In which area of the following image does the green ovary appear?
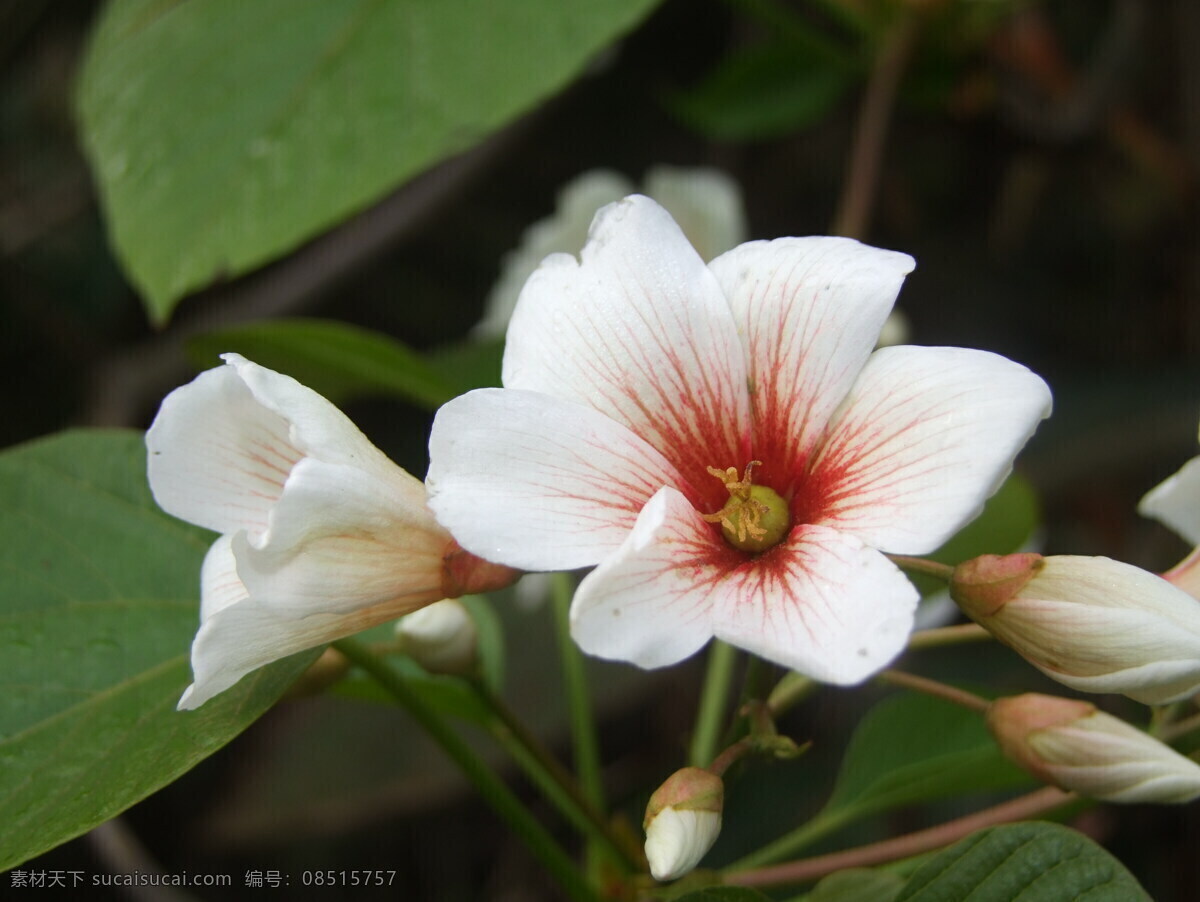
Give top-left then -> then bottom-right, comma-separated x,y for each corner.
719,484 -> 790,553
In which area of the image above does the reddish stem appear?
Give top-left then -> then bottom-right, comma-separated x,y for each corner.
726,786 -> 1074,888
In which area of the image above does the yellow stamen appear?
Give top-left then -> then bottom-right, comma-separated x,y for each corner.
702,461 -> 790,553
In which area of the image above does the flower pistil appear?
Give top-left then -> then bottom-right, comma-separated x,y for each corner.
702,461 -> 790,553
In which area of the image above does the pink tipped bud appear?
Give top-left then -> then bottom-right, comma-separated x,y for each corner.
988,693 -> 1200,803
643,767 -> 723,881
950,552 -> 1045,617
952,554 -> 1200,705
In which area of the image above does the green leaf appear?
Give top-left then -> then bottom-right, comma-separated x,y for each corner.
0,430 -> 319,870
895,822 -> 1152,902
673,888 -> 773,902
76,0 -> 665,322
670,42 -> 855,142
187,318 -> 456,409
823,692 -> 1030,822
931,473 -> 1038,568
804,868 -> 905,902
426,337 -> 505,395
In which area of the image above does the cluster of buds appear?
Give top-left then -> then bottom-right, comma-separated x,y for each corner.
950,552 -> 1200,704
988,694 -> 1200,804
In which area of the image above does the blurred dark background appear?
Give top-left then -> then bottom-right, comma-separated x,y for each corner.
6,0 -> 1200,899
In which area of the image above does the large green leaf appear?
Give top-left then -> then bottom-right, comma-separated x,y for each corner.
822,692 -> 1031,823
670,41 -> 855,142
895,822 -> 1152,902
0,430 -> 319,870
76,0 -> 665,321
802,869 -> 905,902
187,318 -> 456,409
673,888 -> 772,902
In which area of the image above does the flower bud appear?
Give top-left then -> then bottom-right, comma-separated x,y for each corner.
951,553 -> 1200,704
395,599 -> 478,676
643,767 -> 723,881
988,693 -> 1200,803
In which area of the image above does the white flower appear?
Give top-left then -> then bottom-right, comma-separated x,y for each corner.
428,196 -> 1051,683
395,598 -> 478,675
952,553 -> 1200,705
644,807 -> 722,881
147,354 -> 515,709
642,766 -> 724,881
989,693 -> 1200,803
476,166 -> 746,339
1140,452 -> 1200,549
1140,439 -> 1200,597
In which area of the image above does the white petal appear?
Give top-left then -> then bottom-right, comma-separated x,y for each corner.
226,353 -> 402,477
147,360 -> 303,535
708,236 -> 914,470
569,487 -> 723,668
645,807 -> 721,881
570,490 -> 918,682
810,346 -> 1051,554
713,525 -> 919,684
643,165 -> 746,262
427,388 -> 685,571
199,534 -> 248,620
235,458 -> 448,617
178,590 -> 433,710
476,170 -> 633,338
1139,455 -> 1200,547
146,354 -> 401,536
502,195 -> 751,480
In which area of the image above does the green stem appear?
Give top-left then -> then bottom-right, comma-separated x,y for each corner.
551,573 -> 605,812
690,641 -> 738,767
1161,708 -> 1200,743
709,736 -> 756,778
886,554 -> 956,582
906,623 -> 991,650
767,672 -> 816,718
1149,700 -> 1186,738
830,9 -> 920,240
727,808 -> 856,871
878,669 -> 991,714
471,678 -> 642,871
332,639 -> 598,902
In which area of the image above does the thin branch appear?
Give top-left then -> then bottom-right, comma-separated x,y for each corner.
906,623 -> 991,651
726,786 -> 1075,888
831,12 -> 920,239
878,669 -> 991,714
886,554 -> 955,582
